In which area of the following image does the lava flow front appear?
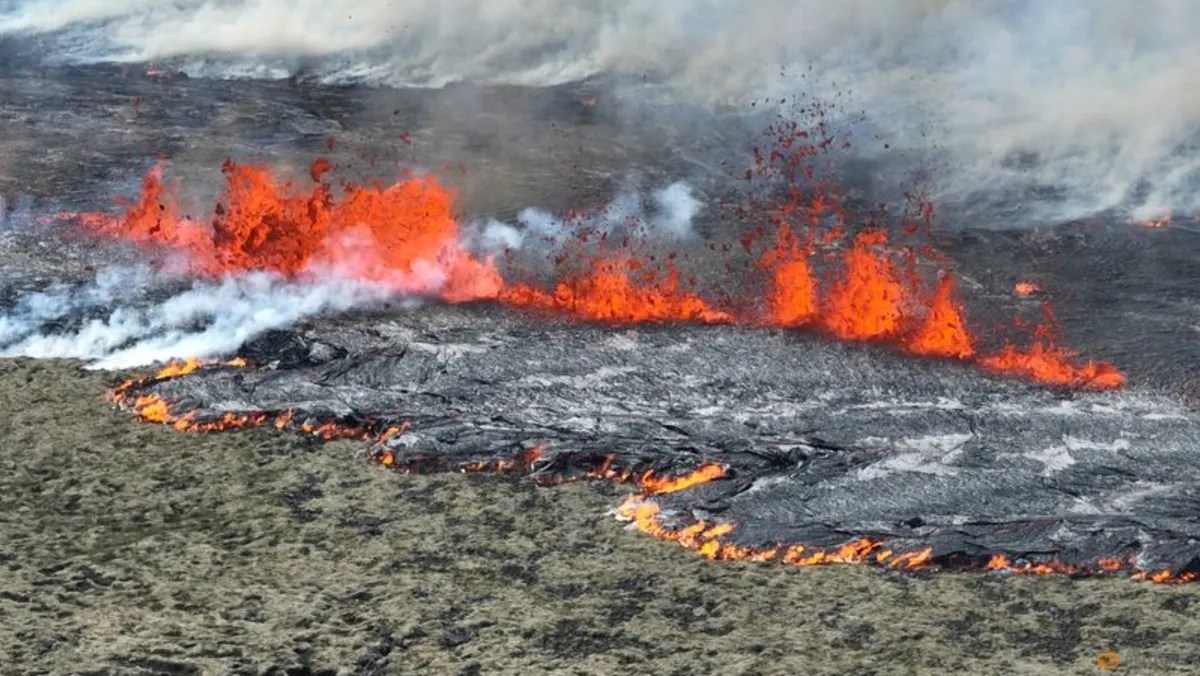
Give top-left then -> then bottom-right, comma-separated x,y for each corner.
105,356 -> 1200,584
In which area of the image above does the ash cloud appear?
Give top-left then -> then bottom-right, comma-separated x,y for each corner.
2,1 -> 1199,223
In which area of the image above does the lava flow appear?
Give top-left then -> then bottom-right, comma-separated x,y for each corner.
500,256 -> 731,324
979,303 -> 1125,389
110,358 -> 381,440
615,475 -> 1196,583
108,358 -> 1191,582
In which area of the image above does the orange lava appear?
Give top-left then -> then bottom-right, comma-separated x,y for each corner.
500,257 -> 731,324
638,462 -> 726,495
1135,212 -> 1172,229
1133,569 -> 1199,583
821,230 -> 907,341
460,445 -> 546,474
905,274 -> 975,359
1014,280 -> 1040,297
620,490 -> 1194,581
110,362 -> 1187,583
979,305 -> 1125,390
93,161 -> 501,301
82,159 -> 1124,391
759,225 -> 817,326
618,494 -> 938,568
111,357 -> 375,440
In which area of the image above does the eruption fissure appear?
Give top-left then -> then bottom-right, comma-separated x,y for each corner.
75,153 -> 1123,390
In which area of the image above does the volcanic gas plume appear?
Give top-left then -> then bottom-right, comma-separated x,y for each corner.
4,1 -> 1200,226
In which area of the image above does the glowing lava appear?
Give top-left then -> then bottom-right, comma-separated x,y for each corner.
979,304 -> 1126,390
500,257 -> 731,324
759,225 -> 817,326
93,161 -> 502,301
109,361 -> 1188,583
111,358 -> 379,440
83,158 -> 1125,391
821,230 -> 907,341
905,274 -> 975,359
1014,280 -> 1041,297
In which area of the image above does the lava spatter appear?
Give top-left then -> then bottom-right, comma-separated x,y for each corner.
979,303 -> 1126,390
821,230 -> 907,341
905,274 -> 975,359
758,224 -> 817,326
80,157 -> 1124,391
500,256 -> 732,325
90,160 -> 503,302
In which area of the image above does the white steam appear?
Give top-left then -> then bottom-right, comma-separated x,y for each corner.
469,180 -> 703,253
0,180 -> 701,369
0,266 -> 398,369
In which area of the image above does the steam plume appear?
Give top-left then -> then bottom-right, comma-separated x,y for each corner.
1,1 -> 1197,222
468,180 -> 703,253
0,179 -> 702,368
0,267 -> 396,369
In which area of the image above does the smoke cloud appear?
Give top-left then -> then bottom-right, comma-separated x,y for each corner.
2,1 -> 1198,222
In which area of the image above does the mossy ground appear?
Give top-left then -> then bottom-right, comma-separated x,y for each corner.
1,359 -> 1196,675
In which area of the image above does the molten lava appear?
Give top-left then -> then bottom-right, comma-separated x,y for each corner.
759,225 -> 817,326
500,257 -> 731,324
905,274 -> 975,359
109,359 -> 1191,583
111,358 -> 379,440
96,161 -> 502,301
1014,280 -> 1040,297
638,462 -> 726,495
979,304 -> 1126,390
821,230 -> 907,341
84,156 -> 1125,392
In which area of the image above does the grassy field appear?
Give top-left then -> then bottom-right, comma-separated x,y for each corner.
1,358 -> 1197,675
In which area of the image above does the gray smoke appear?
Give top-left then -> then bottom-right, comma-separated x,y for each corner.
2,1 -> 1197,223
